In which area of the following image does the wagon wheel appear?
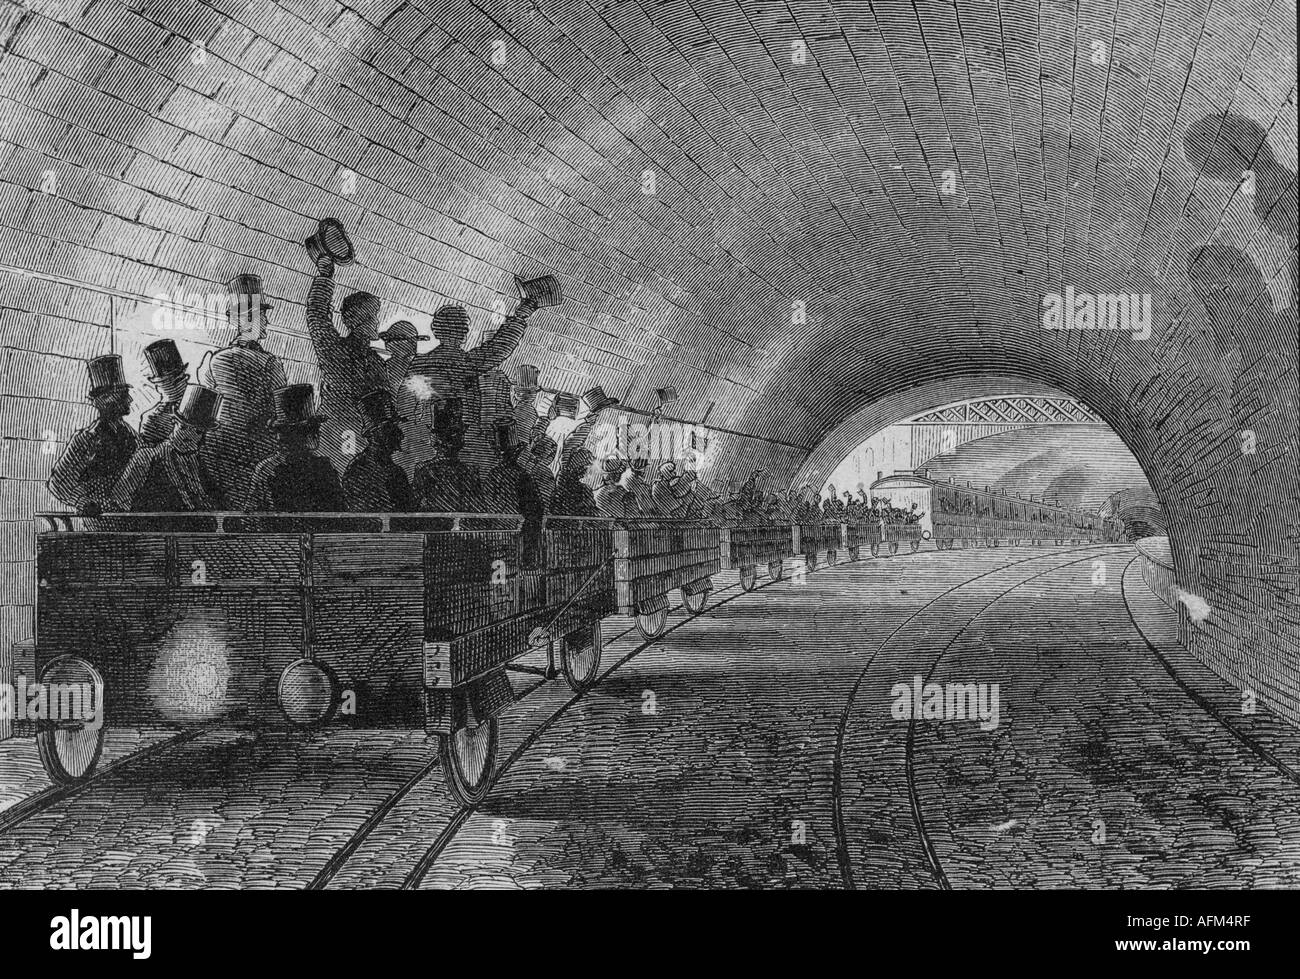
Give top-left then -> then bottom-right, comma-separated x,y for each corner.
888,540 -> 899,555
682,584 -> 710,614
635,604 -> 669,639
848,546 -> 860,562
739,565 -> 758,591
560,621 -> 603,693
869,541 -> 880,558
910,537 -> 921,553
767,559 -> 783,581
35,656 -> 106,786
278,658 -> 339,728
440,717 -> 499,807
826,548 -> 838,566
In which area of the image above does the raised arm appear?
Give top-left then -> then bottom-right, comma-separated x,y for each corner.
466,297 -> 538,371
306,256 -> 341,355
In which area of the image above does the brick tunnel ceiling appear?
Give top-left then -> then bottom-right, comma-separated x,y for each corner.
1,0 -> 1295,460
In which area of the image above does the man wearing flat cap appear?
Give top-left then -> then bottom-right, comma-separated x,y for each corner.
200,274 -> 287,508
112,384 -> 225,513
246,384 -> 346,512
379,320 -> 428,467
48,354 -> 139,514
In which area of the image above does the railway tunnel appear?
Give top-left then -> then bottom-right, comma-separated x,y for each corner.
0,0 -> 1296,892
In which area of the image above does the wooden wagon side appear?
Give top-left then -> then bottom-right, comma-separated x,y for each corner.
613,519 -> 721,637
720,523 -> 793,589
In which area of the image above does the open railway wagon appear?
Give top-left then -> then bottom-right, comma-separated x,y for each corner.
613,518 -> 721,638
719,522 -> 793,590
874,470 -> 1092,550
32,511 -> 614,805
793,520 -> 839,568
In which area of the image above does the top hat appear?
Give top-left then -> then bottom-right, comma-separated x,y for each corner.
656,386 -> 678,404
175,384 -> 223,430
514,364 -> 541,391
87,354 -> 131,395
491,417 -> 521,455
514,274 -> 563,308
144,339 -> 188,381
355,389 -> 406,433
580,385 -> 619,415
601,456 -> 627,475
553,392 -> 579,419
225,274 -> 272,322
378,320 -> 429,343
431,397 -> 465,434
267,384 -> 328,430
306,218 -> 355,266
657,461 -> 678,479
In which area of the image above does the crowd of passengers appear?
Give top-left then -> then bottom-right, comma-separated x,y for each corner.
47,237 -> 925,527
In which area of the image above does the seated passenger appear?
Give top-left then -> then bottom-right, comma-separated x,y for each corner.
112,384 -> 224,512
552,447 -> 599,516
342,389 -> 412,512
481,420 -> 545,564
523,432 -> 558,503
651,461 -> 691,515
594,457 -> 633,517
412,399 -> 482,512
619,456 -> 654,515
139,339 -> 192,447
48,354 -> 139,515
247,384 -> 345,512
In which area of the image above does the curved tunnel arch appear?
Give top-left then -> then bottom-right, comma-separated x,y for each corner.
0,1 -> 1294,719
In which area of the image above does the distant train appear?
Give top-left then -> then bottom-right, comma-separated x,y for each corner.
869,471 -> 1123,548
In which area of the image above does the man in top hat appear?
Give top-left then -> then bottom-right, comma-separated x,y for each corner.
412,398 -> 483,512
594,457 -> 633,517
551,446 -> 599,517
402,290 -> 543,473
342,389 -> 412,512
139,339 -> 191,447
305,244 -> 390,472
246,384 -> 346,512
48,354 -> 139,514
618,456 -> 654,515
200,273 -> 287,508
111,384 -> 225,513
481,419 -> 547,564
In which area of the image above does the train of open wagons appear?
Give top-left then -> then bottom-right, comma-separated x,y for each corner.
29,471 -> 1122,804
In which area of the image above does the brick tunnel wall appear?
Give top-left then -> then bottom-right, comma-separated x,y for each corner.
0,0 -> 1296,730
0,0 -> 809,685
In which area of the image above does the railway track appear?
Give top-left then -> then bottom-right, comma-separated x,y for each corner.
0,726 -> 211,837
831,544 -> 1122,890
1118,556 -> 1300,787
834,546 -> 1300,892
313,567 -> 797,890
